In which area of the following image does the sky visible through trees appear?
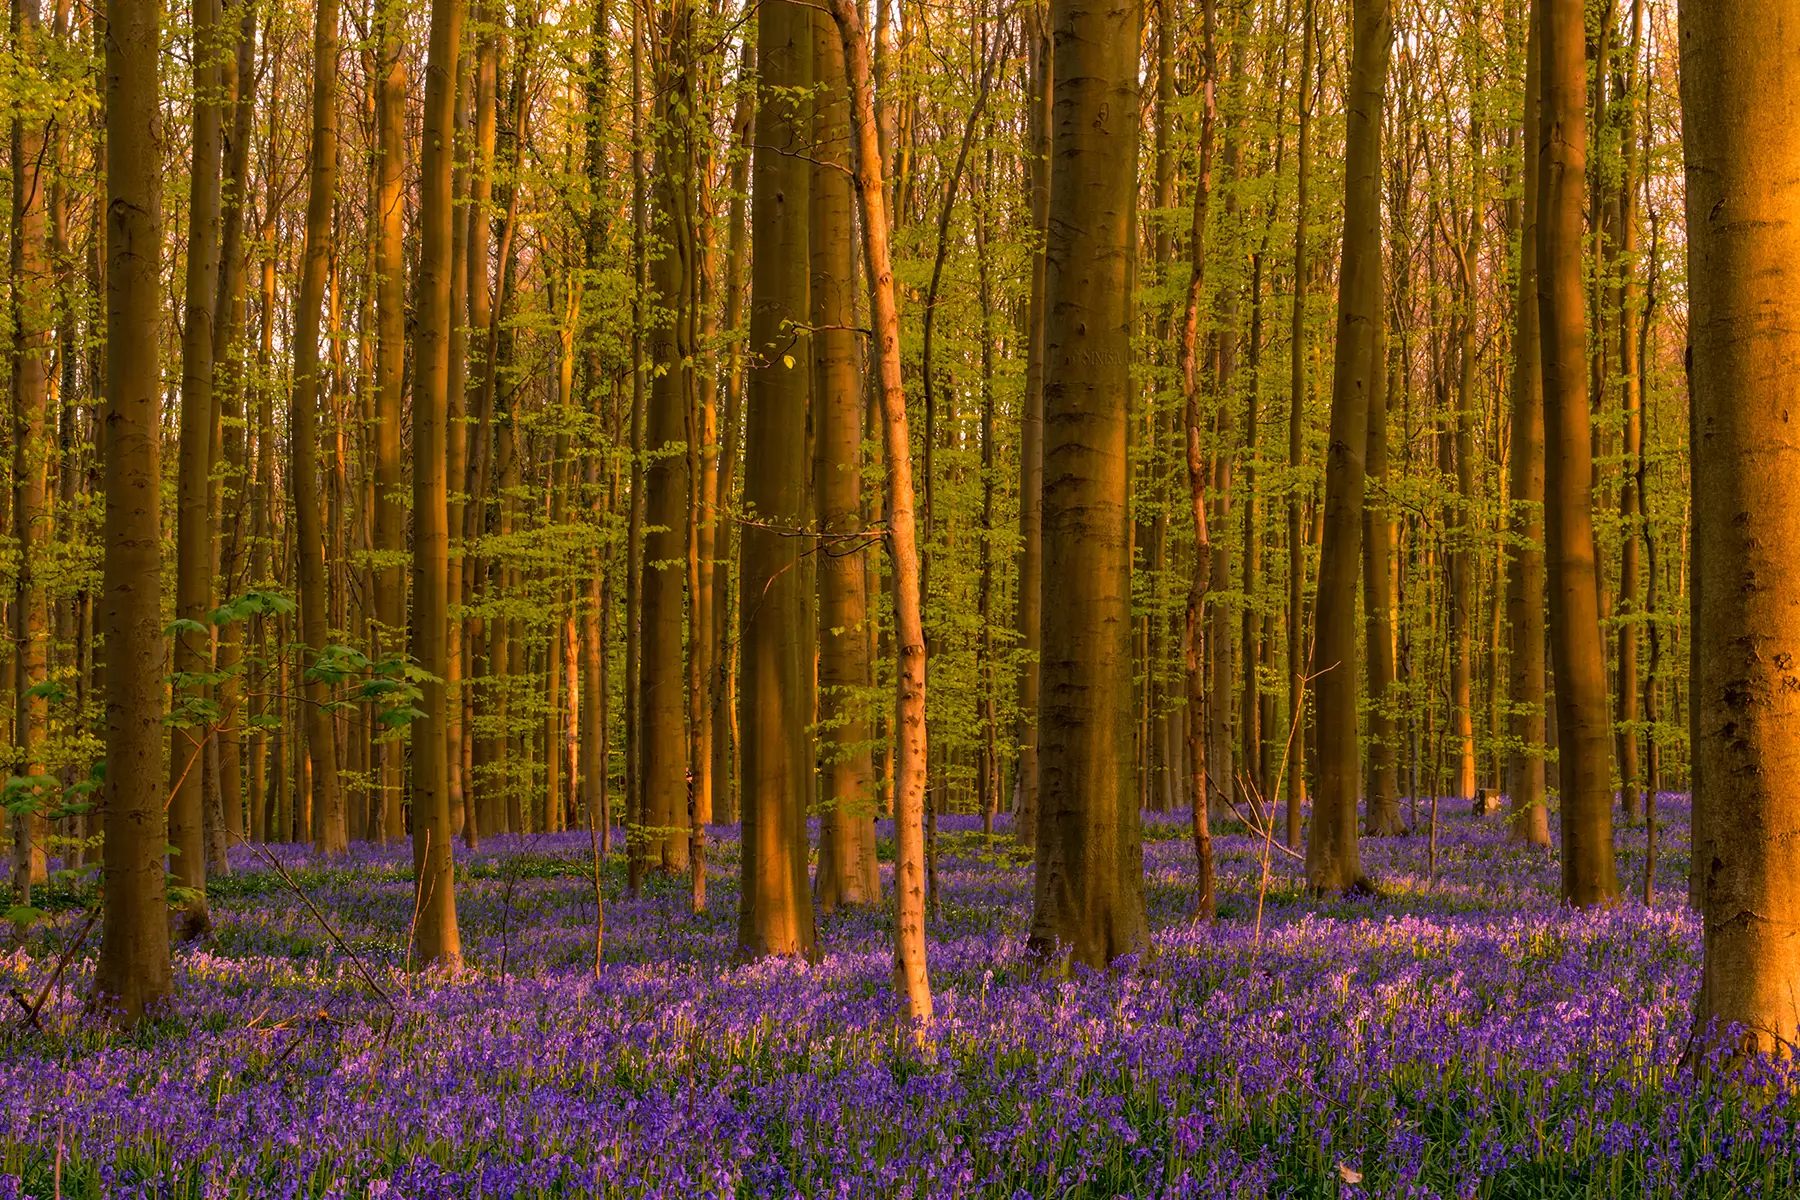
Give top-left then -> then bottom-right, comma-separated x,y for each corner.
1,0 -> 1798,1193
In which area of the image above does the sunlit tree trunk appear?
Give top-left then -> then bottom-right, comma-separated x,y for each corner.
372,0 -> 409,844
1303,0 -> 1387,896
1363,315 -> 1402,835
1285,0 -> 1314,851
1613,0 -> 1645,828
9,0 -> 52,903
642,0 -> 695,873
292,0 -> 347,856
1682,0 -> 1800,1055
1027,0 -> 1148,968
1540,0 -> 1616,906
813,6 -> 879,911
832,0 -> 931,1020
1506,1 -> 1550,846
737,0 -> 818,958
405,0 -> 465,967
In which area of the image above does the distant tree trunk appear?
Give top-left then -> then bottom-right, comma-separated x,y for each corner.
95,0 -> 172,1021
372,0 -> 409,844
445,53 -> 471,842
293,0 -> 348,855
832,0 -> 931,1020
1506,1 -> 1550,846
1450,117 -> 1483,811
1363,314 -> 1402,835
1026,0 -> 1148,968
1180,0 -> 1220,921
1303,0 -> 1387,896
813,7 -> 879,912
211,0 -> 256,858
462,9 -> 498,849
1613,0 -> 1645,828
578,0 -> 611,841
712,36 -> 754,827
1286,0 -> 1314,851
1540,0 -> 1616,906
10,0 -> 52,903
624,0 -> 647,889
642,0 -> 695,874
736,0 -> 817,959
1682,0 -> 1800,1055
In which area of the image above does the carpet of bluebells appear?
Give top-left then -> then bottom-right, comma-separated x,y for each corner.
3,795 -> 1799,1198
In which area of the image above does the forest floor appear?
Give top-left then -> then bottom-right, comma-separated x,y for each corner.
2,797 -> 1798,1198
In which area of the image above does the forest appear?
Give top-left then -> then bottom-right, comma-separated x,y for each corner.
0,0 -> 1796,1191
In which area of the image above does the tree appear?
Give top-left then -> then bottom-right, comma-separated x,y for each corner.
812,6 -> 880,911
831,0 -> 931,1021
407,0 -> 466,970
9,0 -> 52,903
1539,0 -> 1616,907
1303,0 -> 1387,896
1026,0 -> 1148,968
372,0 -> 409,844
94,0 -> 172,1022
641,0 -> 695,874
169,0 -> 224,932
1505,1 -> 1549,847
736,0 -> 817,959
1682,0 -> 1800,1056
292,0 -> 348,855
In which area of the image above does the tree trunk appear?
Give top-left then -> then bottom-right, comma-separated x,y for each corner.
736,0 -> 818,959
372,0 -> 409,845
1303,0 -> 1387,896
293,0 -> 348,856
1027,0 -> 1147,968
1286,0 -> 1314,851
813,7 -> 879,911
831,0 -> 931,1021
1682,0 -> 1800,1055
1013,13 -> 1048,850
9,0 -> 52,904
1363,314 -> 1402,834
1540,0 -> 1617,906
405,0 -> 466,969
1506,1 -> 1550,846
1613,0 -> 1645,828
212,2 -> 255,857
95,0 -> 172,1020
642,0 -> 694,874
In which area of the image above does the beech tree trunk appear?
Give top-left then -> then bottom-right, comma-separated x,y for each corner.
406,0 -> 465,969
1506,2 -> 1549,846
1013,12 -> 1048,850
1285,0 -> 1314,851
372,0 -> 409,844
1363,316 -> 1402,835
1027,0 -> 1148,968
291,0 -> 347,856
1540,0 -> 1617,907
9,0 -> 52,903
1682,0 -> 1800,1056
95,0 -> 172,1020
813,7 -> 880,912
736,0 -> 817,959
1303,0 -> 1387,896
642,0 -> 695,873
832,0 -> 931,1021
